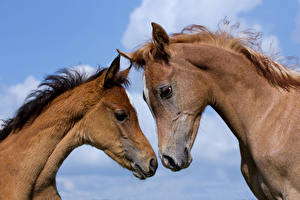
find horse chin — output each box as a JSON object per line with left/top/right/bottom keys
{"left": 132, "top": 171, "right": 146, "bottom": 180}
{"left": 131, "top": 162, "right": 147, "bottom": 180}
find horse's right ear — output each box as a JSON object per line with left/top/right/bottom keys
{"left": 151, "top": 22, "right": 170, "bottom": 60}
{"left": 104, "top": 55, "right": 120, "bottom": 87}
{"left": 117, "top": 49, "right": 134, "bottom": 60}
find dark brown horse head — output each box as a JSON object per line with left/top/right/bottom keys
{"left": 0, "top": 55, "right": 158, "bottom": 180}
{"left": 81, "top": 55, "right": 158, "bottom": 179}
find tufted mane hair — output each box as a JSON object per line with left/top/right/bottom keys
{"left": 0, "top": 67, "right": 129, "bottom": 141}
{"left": 130, "top": 21, "right": 300, "bottom": 90}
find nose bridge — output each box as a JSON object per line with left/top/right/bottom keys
{"left": 133, "top": 125, "right": 156, "bottom": 160}
{"left": 131, "top": 128, "right": 158, "bottom": 177}
{"left": 157, "top": 114, "right": 195, "bottom": 171}
{"left": 160, "top": 133, "right": 187, "bottom": 157}
{"left": 158, "top": 118, "right": 188, "bottom": 155}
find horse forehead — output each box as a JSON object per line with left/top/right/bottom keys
{"left": 104, "top": 87, "right": 131, "bottom": 106}
{"left": 144, "top": 63, "right": 173, "bottom": 84}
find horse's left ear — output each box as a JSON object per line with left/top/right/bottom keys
{"left": 151, "top": 22, "right": 170, "bottom": 60}
{"left": 104, "top": 55, "right": 120, "bottom": 87}
{"left": 117, "top": 49, "right": 134, "bottom": 60}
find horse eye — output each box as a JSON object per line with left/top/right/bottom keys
{"left": 160, "top": 85, "right": 172, "bottom": 99}
{"left": 114, "top": 110, "right": 128, "bottom": 122}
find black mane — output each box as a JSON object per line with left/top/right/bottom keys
{"left": 0, "top": 67, "right": 108, "bottom": 141}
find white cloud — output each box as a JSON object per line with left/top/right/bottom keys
{"left": 57, "top": 177, "right": 76, "bottom": 192}
{"left": 122, "top": 0, "right": 262, "bottom": 49}
{"left": 249, "top": 24, "right": 281, "bottom": 56}
{"left": 261, "top": 35, "right": 281, "bottom": 56}
{"left": 57, "top": 166, "right": 254, "bottom": 200}
{"left": 126, "top": 91, "right": 158, "bottom": 146}
{"left": 61, "top": 145, "right": 114, "bottom": 169}
{"left": 0, "top": 76, "right": 40, "bottom": 122}
{"left": 121, "top": 0, "right": 281, "bottom": 59}
{"left": 9, "top": 76, "right": 40, "bottom": 102}
{"left": 0, "top": 66, "right": 96, "bottom": 122}
{"left": 193, "top": 108, "right": 239, "bottom": 163}
{"left": 71, "top": 64, "right": 96, "bottom": 76}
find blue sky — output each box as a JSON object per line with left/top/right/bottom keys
{"left": 1, "top": 1, "right": 300, "bottom": 199}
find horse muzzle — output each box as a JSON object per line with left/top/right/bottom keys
{"left": 159, "top": 146, "right": 193, "bottom": 171}
{"left": 131, "top": 157, "right": 158, "bottom": 179}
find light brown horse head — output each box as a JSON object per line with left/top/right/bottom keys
{"left": 81, "top": 55, "right": 157, "bottom": 179}
{"left": 118, "top": 23, "right": 210, "bottom": 171}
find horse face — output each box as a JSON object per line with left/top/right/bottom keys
{"left": 140, "top": 23, "right": 210, "bottom": 171}
{"left": 143, "top": 55, "right": 208, "bottom": 171}
{"left": 83, "top": 56, "right": 157, "bottom": 179}
{"left": 118, "top": 23, "right": 211, "bottom": 171}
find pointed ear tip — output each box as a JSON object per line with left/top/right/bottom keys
{"left": 112, "top": 55, "right": 120, "bottom": 64}
{"left": 110, "top": 55, "right": 120, "bottom": 68}
{"left": 117, "top": 49, "right": 133, "bottom": 60}
{"left": 151, "top": 22, "right": 159, "bottom": 28}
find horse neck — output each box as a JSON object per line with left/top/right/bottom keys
{"left": 193, "top": 45, "right": 290, "bottom": 146}
{"left": 34, "top": 78, "right": 106, "bottom": 195}
{"left": 0, "top": 78, "right": 100, "bottom": 198}
{"left": 33, "top": 120, "right": 84, "bottom": 195}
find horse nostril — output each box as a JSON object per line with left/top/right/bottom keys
{"left": 149, "top": 158, "right": 158, "bottom": 174}
{"left": 184, "top": 147, "right": 189, "bottom": 158}
{"left": 184, "top": 146, "right": 188, "bottom": 153}
{"left": 162, "top": 155, "right": 179, "bottom": 171}
{"left": 183, "top": 147, "right": 191, "bottom": 166}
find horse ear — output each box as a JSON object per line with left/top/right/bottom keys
{"left": 151, "top": 22, "right": 170, "bottom": 60}
{"left": 117, "top": 49, "right": 133, "bottom": 60}
{"left": 116, "top": 65, "right": 131, "bottom": 86}
{"left": 104, "top": 55, "right": 120, "bottom": 87}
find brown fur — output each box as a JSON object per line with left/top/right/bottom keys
{"left": 119, "top": 22, "right": 300, "bottom": 200}
{"left": 0, "top": 55, "right": 157, "bottom": 200}
{"left": 0, "top": 67, "right": 129, "bottom": 141}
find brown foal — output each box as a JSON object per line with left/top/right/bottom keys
{"left": 0, "top": 55, "right": 157, "bottom": 200}
{"left": 119, "top": 23, "right": 300, "bottom": 200}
